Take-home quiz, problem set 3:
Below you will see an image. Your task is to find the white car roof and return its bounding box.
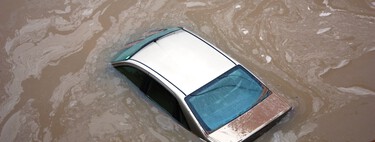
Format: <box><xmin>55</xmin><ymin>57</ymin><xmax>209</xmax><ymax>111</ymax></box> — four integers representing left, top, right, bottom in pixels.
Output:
<box><xmin>130</xmin><ymin>30</ymin><xmax>236</xmax><ymax>95</ymax></box>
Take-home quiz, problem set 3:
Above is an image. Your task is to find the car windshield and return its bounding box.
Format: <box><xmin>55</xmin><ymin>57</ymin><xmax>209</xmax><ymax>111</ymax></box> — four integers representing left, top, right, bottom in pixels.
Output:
<box><xmin>186</xmin><ymin>65</ymin><xmax>270</xmax><ymax>132</ymax></box>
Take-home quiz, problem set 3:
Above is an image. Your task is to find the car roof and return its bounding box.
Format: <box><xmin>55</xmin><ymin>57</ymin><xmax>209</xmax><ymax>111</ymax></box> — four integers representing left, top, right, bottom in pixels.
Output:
<box><xmin>129</xmin><ymin>29</ymin><xmax>236</xmax><ymax>95</ymax></box>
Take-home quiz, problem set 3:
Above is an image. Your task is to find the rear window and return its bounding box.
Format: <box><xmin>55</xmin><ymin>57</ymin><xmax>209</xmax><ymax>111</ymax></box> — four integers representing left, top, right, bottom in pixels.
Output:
<box><xmin>186</xmin><ymin>65</ymin><xmax>270</xmax><ymax>132</ymax></box>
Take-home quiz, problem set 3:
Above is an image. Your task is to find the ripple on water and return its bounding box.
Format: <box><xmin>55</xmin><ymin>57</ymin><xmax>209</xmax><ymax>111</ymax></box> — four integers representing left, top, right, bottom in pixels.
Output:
<box><xmin>155</xmin><ymin>114</ymin><xmax>175</xmax><ymax>131</ymax></box>
<box><xmin>0</xmin><ymin>99</ymin><xmax>39</xmax><ymax>142</ymax></box>
<box><xmin>338</xmin><ymin>87</ymin><xmax>375</xmax><ymax>96</ymax></box>
<box><xmin>88</xmin><ymin>110</ymin><xmax>132</xmax><ymax>138</ymax></box>
<box><xmin>271</xmin><ymin>122</ymin><xmax>318</xmax><ymax>142</ymax></box>
<box><xmin>321</xmin><ymin>51</ymin><xmax>375</xmax><ymax>94</ymax></box>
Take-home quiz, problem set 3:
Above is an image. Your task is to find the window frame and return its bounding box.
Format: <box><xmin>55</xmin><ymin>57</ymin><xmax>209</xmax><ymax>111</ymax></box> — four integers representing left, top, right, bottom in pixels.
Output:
<box><xmin>114</xmin><ymin>64</ymin><xmax>191</xmax><ymax>130</ymax></box>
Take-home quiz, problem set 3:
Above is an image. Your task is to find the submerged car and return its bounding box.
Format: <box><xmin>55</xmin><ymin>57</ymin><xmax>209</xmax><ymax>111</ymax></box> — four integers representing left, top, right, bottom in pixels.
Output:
<box><xmin>112</xmin><ymin>27</ymin><xmax>291</xmax><ymax>141</ymax></box>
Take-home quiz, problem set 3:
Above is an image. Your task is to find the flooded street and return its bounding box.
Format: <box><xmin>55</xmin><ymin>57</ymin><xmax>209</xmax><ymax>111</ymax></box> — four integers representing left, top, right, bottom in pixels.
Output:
<box><xmin>1</xmin><ymin>0</ymin><xmax>375</xmax><ymax>141</ymax></box>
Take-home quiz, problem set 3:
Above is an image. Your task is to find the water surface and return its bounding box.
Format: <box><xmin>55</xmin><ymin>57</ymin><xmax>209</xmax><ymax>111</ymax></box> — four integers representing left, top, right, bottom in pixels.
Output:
<box><xmin>1</xmin><ymin>0</ymin><xmax>375</xmax><ymax>141</ymax></box>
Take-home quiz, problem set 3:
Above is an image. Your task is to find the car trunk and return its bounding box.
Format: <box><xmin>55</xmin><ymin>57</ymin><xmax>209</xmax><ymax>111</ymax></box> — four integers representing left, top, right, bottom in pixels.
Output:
<box><xmin>207</xmin><ymin>93</ymin><xmax>291</xmax><ymax>141</ymax></box>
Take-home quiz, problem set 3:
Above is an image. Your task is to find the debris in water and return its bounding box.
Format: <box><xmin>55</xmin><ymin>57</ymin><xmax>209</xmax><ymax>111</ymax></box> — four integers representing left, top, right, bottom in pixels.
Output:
<box><xmin>319</xmin><ymin>11</ymin><xmax>332</xmax><ymax>17</ymax></box>
<box><xmin>266</xmin><ymin>55</ymin><xmax>272</xmax><ymax>63</ymax></box>
<box><xmin>259</xmin><ymin>36</ymin><xmax>264</xmax><ymax>40</ymax></box>
<box><xmin>241</xmin><ymin>28</ymin><xmax>249</xmax><ymax>35</ymax></box>
<box><xmin>316</xmin><ymin>27</ymin><xmax>331</xmax><ymax>34</ymax></box>
<box><xmin>185</xmin><ymin>2</ymin><xmax>207</xmax><ymax>8</ymax></box>
<box><xmin>82</xmin><ymin>8</ymin><xmax>93</xmax><ymax>16</ymax></box>
<box><xmin>332</xmin><ymin>59</ymin><xmax>349</xmax><ymax>69</ymax></box>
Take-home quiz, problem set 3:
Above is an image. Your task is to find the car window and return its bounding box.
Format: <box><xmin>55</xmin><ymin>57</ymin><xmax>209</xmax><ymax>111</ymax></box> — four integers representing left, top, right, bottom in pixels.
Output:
<box><xmin>186</xmin><ymin>65</ymin><xmax>270</xmax><ymax>132</ymax></box>
<box><xmin>116</xmin><ymin>66</ymin><xmax>190</xmax><ymax>130</ymax></box>
<box><xmin>116</xmin><ymin>65</ymin><xmax>148</xmax><ymax>89</ymax></box>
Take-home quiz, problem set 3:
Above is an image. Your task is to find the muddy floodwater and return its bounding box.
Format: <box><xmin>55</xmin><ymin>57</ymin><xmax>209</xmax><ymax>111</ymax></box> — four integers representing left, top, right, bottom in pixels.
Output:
<box><xmin>1</xmin><ymin>0</ymin><xmax>375</xmax><ymax>141</ymax></box>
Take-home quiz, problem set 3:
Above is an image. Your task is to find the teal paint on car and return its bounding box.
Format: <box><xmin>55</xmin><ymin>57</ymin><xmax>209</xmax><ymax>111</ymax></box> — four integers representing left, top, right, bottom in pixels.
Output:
<box><xmin>112</xmin><ymin>27</ymin><xmax>182</xmax><ymax>62</ymax></box>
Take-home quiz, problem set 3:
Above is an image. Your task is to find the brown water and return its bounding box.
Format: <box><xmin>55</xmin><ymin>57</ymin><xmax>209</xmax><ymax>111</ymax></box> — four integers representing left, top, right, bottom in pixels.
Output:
<box><xmin>1</xmin><ymin>0</ymin><xmax>375</xmax><ymax>141</ymax></box>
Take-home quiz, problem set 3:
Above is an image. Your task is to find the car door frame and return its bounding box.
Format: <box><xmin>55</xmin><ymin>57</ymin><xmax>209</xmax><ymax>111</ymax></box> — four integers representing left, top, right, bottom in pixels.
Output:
<box><xmin>112</xmin><ymin>60</ymin><xmax>208</xmax><ymax>139</ymax></box>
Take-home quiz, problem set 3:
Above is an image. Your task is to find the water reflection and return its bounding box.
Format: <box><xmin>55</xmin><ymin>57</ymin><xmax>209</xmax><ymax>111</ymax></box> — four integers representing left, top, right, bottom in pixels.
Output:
<box><xmin>1</xmin><ymin>0</ymin><xmax>375</xmax><ymax>141</ymax></box>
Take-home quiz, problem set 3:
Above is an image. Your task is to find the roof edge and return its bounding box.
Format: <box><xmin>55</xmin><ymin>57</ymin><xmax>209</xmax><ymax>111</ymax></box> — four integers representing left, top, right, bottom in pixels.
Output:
<box><xmin>112</xmin><ymin>27</ymin><xmax>182</xmax><ymax>62</ymax></box>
